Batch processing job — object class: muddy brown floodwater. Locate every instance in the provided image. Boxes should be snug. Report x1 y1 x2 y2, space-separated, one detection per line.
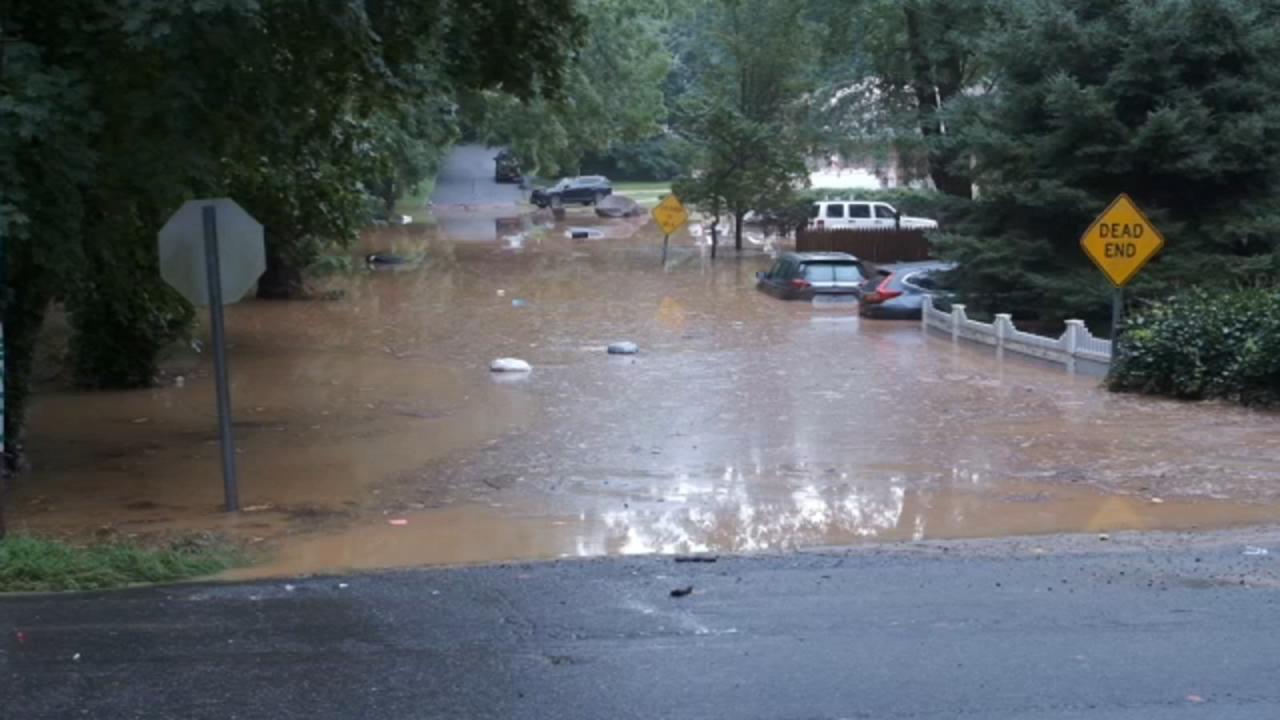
13 208 1280 578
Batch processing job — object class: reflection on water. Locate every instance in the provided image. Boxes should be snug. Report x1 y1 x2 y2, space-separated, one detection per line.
16 206 1280 576
231 471 1280 578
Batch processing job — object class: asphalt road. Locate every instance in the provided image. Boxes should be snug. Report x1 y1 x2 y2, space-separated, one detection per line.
430 144 524 207
5 531 1280 719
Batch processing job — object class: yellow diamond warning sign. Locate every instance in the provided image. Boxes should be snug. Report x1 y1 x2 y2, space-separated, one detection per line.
651 194 689 236
1080 193 1165 287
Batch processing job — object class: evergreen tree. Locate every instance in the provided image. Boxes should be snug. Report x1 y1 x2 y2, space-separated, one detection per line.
938 0 1280 323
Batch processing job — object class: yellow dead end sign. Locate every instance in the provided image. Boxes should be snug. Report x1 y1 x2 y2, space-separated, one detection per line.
651 194 689 264
1080 193 1165 288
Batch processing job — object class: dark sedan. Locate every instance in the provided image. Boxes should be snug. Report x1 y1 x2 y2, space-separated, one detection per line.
757 252 869 300
858 261 955 319
530 176 613 208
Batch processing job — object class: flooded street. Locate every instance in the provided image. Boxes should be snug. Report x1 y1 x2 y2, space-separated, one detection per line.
13 202 1280 576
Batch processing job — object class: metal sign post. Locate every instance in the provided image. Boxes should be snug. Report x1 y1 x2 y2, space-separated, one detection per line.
1112 287 1124 336
159 198 264 512
651 195 689 267
201 206 239 512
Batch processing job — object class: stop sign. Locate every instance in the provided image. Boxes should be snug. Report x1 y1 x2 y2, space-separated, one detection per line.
158 198 265 306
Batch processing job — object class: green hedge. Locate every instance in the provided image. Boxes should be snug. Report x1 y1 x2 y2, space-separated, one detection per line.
1108 288 1280 406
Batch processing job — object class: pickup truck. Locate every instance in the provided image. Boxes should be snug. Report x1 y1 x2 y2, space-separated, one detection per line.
808 200 939 231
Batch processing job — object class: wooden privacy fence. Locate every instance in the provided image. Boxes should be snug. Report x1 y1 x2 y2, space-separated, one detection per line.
795 228 932 263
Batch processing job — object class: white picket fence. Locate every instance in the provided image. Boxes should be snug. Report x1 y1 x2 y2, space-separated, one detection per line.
921 295 1112 367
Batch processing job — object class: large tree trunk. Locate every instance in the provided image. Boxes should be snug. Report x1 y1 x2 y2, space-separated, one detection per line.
709 197 723 260
904 5 973 200
2 258 50 479
734 210 746 251
381 178 398 219
256 235 306 299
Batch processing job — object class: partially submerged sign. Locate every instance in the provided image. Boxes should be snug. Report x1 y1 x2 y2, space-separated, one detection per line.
1080 193 1165 287
651 194 689 236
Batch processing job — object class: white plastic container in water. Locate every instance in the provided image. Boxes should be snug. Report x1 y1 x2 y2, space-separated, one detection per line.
489 358 532 373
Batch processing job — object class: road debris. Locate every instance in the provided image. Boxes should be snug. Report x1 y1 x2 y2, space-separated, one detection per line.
511 299 529 308
674 555 718 563
1098 534 1110 541
388 518 410 526
607 341 640 355
1243 546 1269 556
670 586 694 598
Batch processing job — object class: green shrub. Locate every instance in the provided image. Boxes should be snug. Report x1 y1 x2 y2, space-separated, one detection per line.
1108 288 1280 406
66 227 193 389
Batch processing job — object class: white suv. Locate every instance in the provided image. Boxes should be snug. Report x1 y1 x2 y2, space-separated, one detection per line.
808 201 939 231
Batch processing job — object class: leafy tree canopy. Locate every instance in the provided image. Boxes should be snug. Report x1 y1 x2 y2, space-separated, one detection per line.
1 0 585 469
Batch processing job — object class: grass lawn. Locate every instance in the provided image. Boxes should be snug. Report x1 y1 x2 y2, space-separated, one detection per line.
613 181 672 209
392 178 437 223
0 535 247 592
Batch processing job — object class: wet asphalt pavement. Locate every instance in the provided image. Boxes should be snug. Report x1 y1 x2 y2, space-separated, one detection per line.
6 530 1280 719
430 144 524 206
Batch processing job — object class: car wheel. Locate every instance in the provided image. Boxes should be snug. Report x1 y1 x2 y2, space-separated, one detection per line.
592 191 607 205
550 194 563 210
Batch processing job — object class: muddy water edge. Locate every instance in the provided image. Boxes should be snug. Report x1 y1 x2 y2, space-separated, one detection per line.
12 211 1280 577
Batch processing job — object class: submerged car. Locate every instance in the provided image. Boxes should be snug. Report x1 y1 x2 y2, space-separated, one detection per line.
859 261 955 319
530 176 613 208
756 252 870 300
